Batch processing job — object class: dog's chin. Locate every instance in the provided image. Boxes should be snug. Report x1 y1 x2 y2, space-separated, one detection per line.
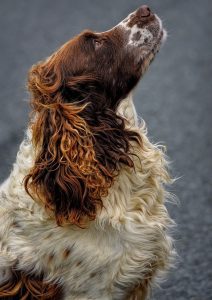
155 15 167 49
153 28 167 55
138 27 167 76
134 21 167 75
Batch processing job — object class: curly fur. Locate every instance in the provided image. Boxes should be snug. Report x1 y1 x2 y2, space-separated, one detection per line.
0 6 175 300
25 60 141 226
0 97 174 299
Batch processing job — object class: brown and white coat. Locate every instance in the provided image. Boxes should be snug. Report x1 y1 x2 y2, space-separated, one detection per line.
0 5 174 300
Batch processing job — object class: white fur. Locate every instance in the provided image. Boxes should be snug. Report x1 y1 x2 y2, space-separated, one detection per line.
130 27 153 46
0 94 174 299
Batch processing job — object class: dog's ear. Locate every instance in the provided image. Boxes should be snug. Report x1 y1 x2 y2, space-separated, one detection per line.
25 56 141 227
24 59 113 227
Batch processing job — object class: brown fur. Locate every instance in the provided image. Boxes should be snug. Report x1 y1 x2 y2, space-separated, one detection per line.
0 7 172 300
0 269 63 299
24 33 142 227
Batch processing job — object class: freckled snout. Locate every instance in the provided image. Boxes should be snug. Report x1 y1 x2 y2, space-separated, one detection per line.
114 4 166 63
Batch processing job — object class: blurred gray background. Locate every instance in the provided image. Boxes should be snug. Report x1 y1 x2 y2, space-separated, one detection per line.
0 0 211 299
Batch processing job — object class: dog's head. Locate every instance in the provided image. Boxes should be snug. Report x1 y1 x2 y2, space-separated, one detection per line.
25 5 166 226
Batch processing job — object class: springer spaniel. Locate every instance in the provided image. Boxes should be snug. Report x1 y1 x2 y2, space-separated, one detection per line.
0 5 174 300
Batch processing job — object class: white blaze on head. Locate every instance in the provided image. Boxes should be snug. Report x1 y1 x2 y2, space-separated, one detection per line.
117 15 153 48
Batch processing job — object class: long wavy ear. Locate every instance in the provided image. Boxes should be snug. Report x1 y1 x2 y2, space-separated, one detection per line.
24 59 114 227
25 56 141 227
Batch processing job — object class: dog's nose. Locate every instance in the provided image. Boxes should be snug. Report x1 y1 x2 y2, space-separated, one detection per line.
137 5 152 18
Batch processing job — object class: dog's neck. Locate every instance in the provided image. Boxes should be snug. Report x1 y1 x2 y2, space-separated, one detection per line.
117 93 138 126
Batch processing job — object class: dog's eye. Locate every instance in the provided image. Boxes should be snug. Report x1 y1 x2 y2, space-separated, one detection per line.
93 39 103 49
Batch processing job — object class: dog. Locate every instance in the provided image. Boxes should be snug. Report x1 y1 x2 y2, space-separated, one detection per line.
0 5 174 300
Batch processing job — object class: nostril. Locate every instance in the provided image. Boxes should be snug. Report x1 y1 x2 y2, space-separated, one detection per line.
137 5 151 18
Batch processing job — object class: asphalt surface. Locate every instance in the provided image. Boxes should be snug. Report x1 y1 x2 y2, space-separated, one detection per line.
0 0 211 299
